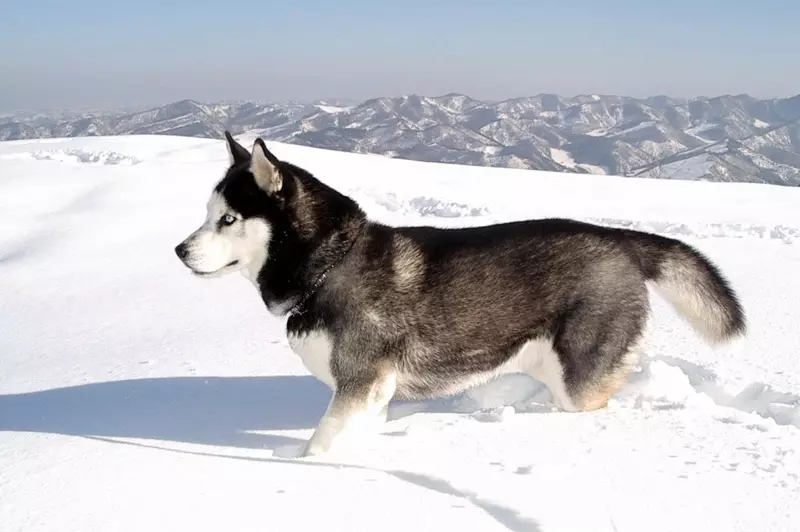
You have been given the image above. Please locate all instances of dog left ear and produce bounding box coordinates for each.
[224,131,250,166]
[251,138,282,194]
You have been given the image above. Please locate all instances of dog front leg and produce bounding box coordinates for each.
[302,369,396,457]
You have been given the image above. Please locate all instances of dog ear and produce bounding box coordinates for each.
[224,131,250,166]
[250,138,282,194]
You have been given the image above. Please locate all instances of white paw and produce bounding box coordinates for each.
[300,439,330,458]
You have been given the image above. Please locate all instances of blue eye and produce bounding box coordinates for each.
[220,214,236,226]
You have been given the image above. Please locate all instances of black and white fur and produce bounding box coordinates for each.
[175,132,747,457]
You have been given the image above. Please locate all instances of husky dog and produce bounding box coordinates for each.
[175,132,746,457]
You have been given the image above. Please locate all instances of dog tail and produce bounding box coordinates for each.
[628,230,746,345]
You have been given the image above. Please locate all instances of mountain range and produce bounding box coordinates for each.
[3,92,800,186]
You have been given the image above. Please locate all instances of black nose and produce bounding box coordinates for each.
[175,242,189,259]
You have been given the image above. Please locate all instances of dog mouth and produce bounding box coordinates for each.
[190,260,240,277]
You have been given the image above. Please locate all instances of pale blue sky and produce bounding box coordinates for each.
[2,0,798,110]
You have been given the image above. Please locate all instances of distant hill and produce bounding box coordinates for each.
[3,92,799,186]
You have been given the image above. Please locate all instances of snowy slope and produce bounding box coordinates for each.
[1,135,799,532]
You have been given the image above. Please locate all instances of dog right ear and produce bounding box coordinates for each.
[250,138,283,194]
[224,131,250,166]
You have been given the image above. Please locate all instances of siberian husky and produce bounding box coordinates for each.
[175,132,746,457]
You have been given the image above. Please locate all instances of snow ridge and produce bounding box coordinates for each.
[2,148,141,165]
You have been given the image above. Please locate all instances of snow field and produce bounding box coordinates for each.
[1,135,799,532]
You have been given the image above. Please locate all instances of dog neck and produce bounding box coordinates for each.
[287,219,364,317]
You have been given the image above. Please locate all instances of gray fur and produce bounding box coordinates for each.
[175,133,747,456]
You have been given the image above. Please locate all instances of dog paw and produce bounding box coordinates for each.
[271,440,330,459]
[299,441,328,458]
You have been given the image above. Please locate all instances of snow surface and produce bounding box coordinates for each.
[549,148,577,169]
[1,134,800,532]
[315,104,351,114]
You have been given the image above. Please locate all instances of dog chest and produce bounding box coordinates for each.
[286,329,336,389]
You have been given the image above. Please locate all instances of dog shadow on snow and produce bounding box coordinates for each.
[0,373,544,532]
[0,373,546,451]
[0,374,333,450]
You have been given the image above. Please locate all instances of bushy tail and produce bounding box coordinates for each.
[628,231,746,344]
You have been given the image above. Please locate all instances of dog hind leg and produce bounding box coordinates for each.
[549,289,648,412]
[557,329,644,412]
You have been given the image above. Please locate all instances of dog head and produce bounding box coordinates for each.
[175,131,366,315]
[174,132,285,281]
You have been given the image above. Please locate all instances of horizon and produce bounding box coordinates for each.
[3,0,799,111]
[6,89,800,116]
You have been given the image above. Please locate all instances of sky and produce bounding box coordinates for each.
[2,0,799,110]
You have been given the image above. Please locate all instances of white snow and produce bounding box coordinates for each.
[685,123,724,141]
[315,104,351,114]
[608,120,656,137]
[1,147,141,166]
[576,162,607,174]
[643,155,717,181]
[550,148,610,175]
[548,147,577,169]
[1,134,800,532]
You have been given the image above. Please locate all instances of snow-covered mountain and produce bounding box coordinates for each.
[3,92,800,185]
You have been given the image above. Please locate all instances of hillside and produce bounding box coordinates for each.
[3,92,800,185]
[1,134,799,532]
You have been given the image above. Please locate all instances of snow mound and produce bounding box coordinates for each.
[360,190,490,218]
[5,148,142,166]
[395,354,800,431]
